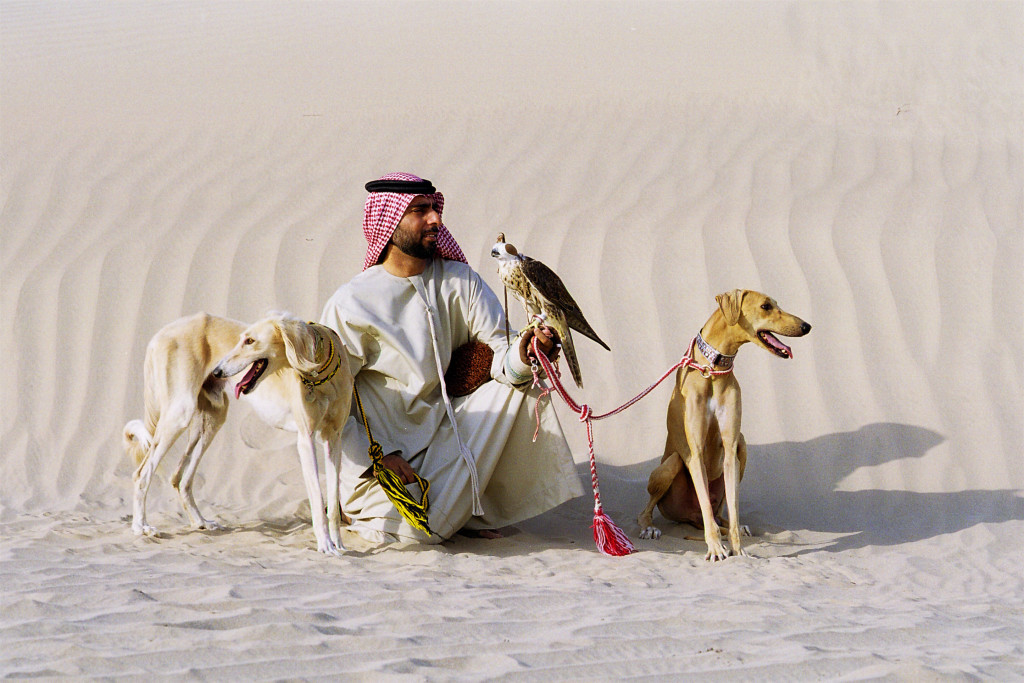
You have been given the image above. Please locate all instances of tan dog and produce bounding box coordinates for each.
[124,312,352,555]
[637,290,810,561]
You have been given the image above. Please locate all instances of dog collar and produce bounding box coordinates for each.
[695,332,735,369]
[302,325,341,389]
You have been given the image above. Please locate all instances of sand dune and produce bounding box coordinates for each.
[2,1,1022,678]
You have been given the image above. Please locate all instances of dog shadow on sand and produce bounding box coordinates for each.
[585,422,1024,555]
[152,421,1019,557]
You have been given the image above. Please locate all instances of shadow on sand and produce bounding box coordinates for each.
[583,422,1024,554]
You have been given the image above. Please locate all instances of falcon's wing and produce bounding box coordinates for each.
[520,257,610,351]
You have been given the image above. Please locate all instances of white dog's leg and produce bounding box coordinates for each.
[132,457,162,537]
[133,405,191,536]
[172,402,227,531]
[296,433,340,556]
[170,421,204,525]
[323,438,345,551]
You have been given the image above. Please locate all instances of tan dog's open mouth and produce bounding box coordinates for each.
[235,359,268,398]
[758,331,793,359]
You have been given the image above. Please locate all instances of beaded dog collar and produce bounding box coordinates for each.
[695,332,736,369]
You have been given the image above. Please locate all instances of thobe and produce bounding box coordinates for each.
[320,257,583,543]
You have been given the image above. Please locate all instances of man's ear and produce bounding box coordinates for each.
[715,289,745,326]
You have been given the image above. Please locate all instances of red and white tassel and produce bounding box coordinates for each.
[592,506,636,557]
[531,336,636,556]
[585,419,635,556]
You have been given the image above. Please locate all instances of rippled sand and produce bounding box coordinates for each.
[2,1,1021,678]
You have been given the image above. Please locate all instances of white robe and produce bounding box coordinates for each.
[320,258,583,543]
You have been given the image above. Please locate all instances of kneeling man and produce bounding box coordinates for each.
[320,172,583,544]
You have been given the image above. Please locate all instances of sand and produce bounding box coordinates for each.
[2,0,1022,678]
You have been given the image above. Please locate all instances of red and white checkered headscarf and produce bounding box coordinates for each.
[362,172,468,271]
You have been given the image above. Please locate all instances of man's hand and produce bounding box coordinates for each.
[382,452,417,485]
[519,325,561,365]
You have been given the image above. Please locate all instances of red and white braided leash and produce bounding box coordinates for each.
[529,334,732,556]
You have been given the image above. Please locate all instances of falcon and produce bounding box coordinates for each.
[490,233,610,388]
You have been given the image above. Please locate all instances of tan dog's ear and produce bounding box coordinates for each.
[715,289,745,326]
[278,318,320,374]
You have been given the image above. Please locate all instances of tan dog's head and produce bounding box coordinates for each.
[714,289,811,359]
[213,314,322,399]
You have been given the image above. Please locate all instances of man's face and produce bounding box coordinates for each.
[391,195,440,260]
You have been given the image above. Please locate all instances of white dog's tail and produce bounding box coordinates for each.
[123,419,153,467]
[124,345,161,467]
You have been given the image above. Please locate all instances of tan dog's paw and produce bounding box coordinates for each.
[638,525,662,540]
[705,540,731,562]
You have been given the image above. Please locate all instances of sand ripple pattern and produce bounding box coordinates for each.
[2,107,1020,521]
[2,1,1022,678]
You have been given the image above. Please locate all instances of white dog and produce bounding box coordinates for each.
[124,312,352,554]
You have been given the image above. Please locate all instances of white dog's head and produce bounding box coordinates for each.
[213,313,321,399]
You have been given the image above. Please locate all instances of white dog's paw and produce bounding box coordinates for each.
[133,523,158,537]
[327,518,344,547]
[316,537,345,556]
[740,524,752,537]
[194,519,224,531]
[638,525,662,540]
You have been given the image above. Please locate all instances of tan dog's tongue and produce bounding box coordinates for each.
[763,332,793,358]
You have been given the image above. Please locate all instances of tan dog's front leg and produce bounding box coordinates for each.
[721,444,747,557]
[710,434,750,534]
[719,393,748,557]
[637,452,683,539]
[683,419,729,561]
[685,454,729,561]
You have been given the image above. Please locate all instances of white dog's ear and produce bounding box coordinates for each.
[278,318,320,374]
[715,289,745,326]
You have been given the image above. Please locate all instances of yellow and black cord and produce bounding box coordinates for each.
[353,385,432,535]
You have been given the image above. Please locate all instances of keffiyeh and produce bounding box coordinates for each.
[361,172,468,271]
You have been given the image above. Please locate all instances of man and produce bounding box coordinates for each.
[320,172,584,544]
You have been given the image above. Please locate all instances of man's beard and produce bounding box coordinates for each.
[392,230,438,260]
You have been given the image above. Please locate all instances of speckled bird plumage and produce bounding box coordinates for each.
[490,233,610,387]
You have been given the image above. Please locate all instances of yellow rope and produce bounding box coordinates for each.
[352,384,432,535]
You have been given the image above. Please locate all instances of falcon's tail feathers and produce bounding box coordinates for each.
[570,320,611,351]
[561,330,584,388]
